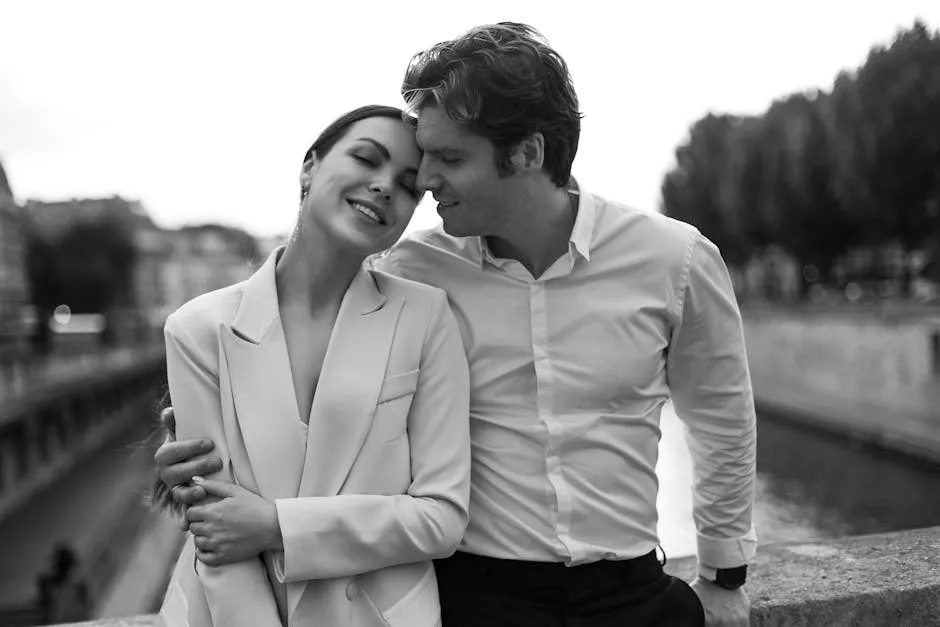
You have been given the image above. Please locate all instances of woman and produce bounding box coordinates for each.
[155,105,471,627]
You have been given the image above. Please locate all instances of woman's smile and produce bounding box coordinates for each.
[347,198,387,225]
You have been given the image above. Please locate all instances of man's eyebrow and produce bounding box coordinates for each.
[356,137,417,175]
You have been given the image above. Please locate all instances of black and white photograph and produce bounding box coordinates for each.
[1,2,939,625]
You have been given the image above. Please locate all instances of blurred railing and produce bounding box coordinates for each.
[0,344,164,414]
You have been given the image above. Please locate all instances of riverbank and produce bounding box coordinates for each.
[741,303,940,465]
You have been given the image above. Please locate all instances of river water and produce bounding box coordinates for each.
[655,403,940,558]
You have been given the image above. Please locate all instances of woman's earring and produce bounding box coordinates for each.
[300,174,311,203]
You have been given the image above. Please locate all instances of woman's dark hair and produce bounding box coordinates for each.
[299,105,416,202]
[148,386,181,516]
[401,22,582,187]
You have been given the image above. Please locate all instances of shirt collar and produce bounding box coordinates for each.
[476,179,596,268]
[568,181,595,262]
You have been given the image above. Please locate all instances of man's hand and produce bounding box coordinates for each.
[187,478,282,566]
[154,407,223,529]
[690,577,750,627]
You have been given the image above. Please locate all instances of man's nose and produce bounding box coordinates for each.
[416,159,438,193]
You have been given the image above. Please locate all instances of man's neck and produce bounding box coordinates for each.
[486,184,578,279]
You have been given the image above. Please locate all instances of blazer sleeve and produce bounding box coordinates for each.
[164,314,282,627]
[273,290,471,582]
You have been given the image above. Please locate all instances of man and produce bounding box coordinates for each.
[155,23,756,627]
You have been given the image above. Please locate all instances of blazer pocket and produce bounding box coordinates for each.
[382,564,441,627]
[378,369,420,404]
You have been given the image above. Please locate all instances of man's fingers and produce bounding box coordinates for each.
[159,456,222,487]
[155,437,217,468]
[189,522,207,536]
[172,484,207,506]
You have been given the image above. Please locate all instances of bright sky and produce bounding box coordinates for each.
[2,1,938,238]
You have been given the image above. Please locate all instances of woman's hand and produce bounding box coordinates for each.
[186,478,283,566]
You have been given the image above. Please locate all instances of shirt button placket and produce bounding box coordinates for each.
[531,280,572,558]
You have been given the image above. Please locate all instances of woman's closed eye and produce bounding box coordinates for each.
[353,152,418,198]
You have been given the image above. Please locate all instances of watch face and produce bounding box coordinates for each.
[715,566,747,589]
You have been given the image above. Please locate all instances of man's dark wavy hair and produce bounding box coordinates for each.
[401,22,583,187]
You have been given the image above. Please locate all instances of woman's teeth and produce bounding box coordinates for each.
[351,201,382,224]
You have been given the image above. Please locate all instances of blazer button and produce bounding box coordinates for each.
[346,582,359,601]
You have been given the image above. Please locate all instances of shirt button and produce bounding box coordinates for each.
[346,581,359,601]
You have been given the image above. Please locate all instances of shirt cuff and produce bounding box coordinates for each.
[697,525,758,569]
[270,550,287,584]
[272,499,291,583]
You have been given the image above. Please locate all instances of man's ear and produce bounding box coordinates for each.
[512,132,545,173]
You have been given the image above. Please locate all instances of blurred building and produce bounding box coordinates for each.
[0,161,31,352]
[160,224,259,315]
[255,233,288,260]
[24,197,259,331]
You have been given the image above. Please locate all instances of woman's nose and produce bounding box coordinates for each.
[369,181,392,201]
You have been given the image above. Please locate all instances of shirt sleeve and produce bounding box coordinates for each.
[666,232,758,570]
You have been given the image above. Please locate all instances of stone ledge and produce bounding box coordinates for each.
[666,525,940,626]
[61,526,940,627]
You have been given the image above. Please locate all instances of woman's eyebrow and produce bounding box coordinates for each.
[356,137,418,174]
[356,137,418,175]
[356,138,390,159]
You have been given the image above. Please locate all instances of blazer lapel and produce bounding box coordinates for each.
[220,248,306,501]
[297,265,402,498]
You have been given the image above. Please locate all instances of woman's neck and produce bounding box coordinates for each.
[274,225,364,316]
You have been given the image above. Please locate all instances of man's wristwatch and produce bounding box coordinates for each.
[698,564,748,590]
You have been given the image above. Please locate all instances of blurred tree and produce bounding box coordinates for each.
[769,93,861,290]
[661,19,940,300]
[854,20,940,291]
[24,220,138,343]
[54,220,137,314]
[24,226,59,351]
[825,71,877,244]
[661,113,752,265]
[734,117,778,251]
